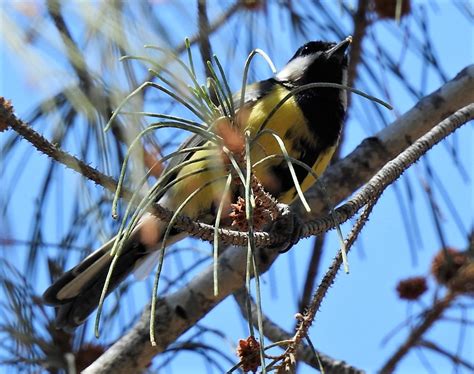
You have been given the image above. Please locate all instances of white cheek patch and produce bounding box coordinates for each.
[276,54,316,82]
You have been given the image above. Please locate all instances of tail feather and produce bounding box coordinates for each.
[46,179,230,328]
[43,208,188,329]
[43,231,150,329]
[43,237,115,305]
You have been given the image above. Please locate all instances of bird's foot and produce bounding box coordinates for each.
[268,203,301,253]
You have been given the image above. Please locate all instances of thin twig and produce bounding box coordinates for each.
[233,289,364,374]
[347,0,369,108]
[299,234,325,311]
[197,0,218,106]
[149,102,474,248]
[300,103,474,239]
[2,101,121,196]
[418,340,474,371]
[379,293,456,373]
[285,199,377,363]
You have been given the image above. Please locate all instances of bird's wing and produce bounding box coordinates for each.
[131,84,272,280]
[232,78,277,109]
[149,131,208,205]
[156,78,277,189]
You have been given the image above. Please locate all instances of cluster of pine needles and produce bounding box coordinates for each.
[96,39,391,372]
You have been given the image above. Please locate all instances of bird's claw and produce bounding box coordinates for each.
[268,203,301,253]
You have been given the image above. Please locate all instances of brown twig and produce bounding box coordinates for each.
[299,234,325,311]
[293,233,327,372]
[284,199,377,364]
[2,100,120,197]
[233,289,365,374]
[418,340,474,371]
[379,293,456,373]
[300,102,474,239]
[379,239,474,372]
[347,0,370,108]
[197,0,218,106]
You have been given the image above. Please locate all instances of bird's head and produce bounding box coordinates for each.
[276,36,352,86]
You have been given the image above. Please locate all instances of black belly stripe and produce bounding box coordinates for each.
[268,138,321,198]
[263,82,345,198]
[293,89,344,151]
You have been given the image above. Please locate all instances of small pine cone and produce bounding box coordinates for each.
[396,276,428,301]
[373,0,411,20]
[230,197,248,230]
[229,196,273,231]
[251,177,279,219]
[236,336,261,373]
[431,248,468,286]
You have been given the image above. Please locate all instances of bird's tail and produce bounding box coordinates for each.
[43,213,180,329]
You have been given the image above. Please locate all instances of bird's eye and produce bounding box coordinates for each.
[299,45,310,56]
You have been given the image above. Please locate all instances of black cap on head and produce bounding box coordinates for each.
[291,36,351,63]
[277,36,351,85]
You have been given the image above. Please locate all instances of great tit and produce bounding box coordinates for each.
[43,36,351,329]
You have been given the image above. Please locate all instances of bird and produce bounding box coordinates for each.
[43,36,352,329]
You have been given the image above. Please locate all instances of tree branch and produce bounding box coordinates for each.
[418,340,474,371]
[301,65,474,218]
[233,289,365,374]
[174,1,242,56]
[3,66,473,253]
[379,293,456,373]
[0,98,119,193]
[347,0,369,106]
[197,0,218,106]
[80,67,474,373]
[299,234,325,311]
[300,102,474,238]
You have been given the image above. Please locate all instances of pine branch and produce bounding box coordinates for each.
[300,102,474,239]
[347,0,369,107]
[233,289,364,374]
[79,66,474,374]
[379,293,456,373]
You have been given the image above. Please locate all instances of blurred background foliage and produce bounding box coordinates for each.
[1,0,472,372]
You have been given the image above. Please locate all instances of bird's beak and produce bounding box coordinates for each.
[325,36,352,61]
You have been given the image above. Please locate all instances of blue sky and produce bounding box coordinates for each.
[1,1,473,373]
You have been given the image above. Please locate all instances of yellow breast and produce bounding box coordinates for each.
[168,84,334,218]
